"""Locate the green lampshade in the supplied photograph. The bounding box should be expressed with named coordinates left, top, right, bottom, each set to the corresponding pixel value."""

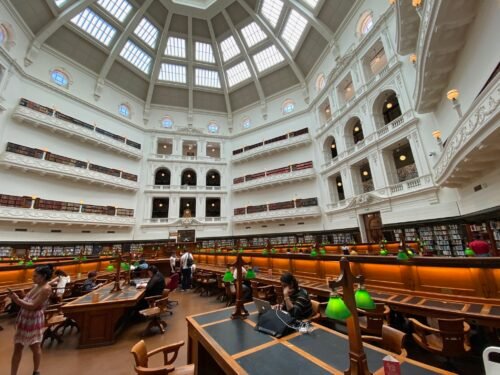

left=319, top=248, right=326, bottom=255
left=270, top=248, right=276, bottom=254
left=310, top=249, right=318, bottom=257
left=380, top=249, right=388, bottom=256
left=82, top=256, right=87, bottom=261
left=26, top=260, right=34, bottom=267
left=262, top=249, right=268, bottom=255
left=133, top=261, right=139, bottom=267
left=397, top=250, right=409, bottom=261
left=222, top=269, right=235, bottom=283
left=325, top=295, right=352, bottom=320
left=406, top=248, right=414, bottom=257
left=18, top=260, right=24, bottom=265
left=106, top=265, right=115, bottom=271
left=246, top=268, right=256, bottom=279
left=465, top=247, right=476, bottom=257
left=355, top=288, right=376, bottom=310
left=121, top=262, right=130, bottom=271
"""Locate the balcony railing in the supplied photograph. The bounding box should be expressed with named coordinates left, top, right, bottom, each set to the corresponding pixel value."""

left=13, top=99, right=142, bottom=159
left=232, top=168, right=315, bottom=192
left=148, top=154, right=226, bottom=163
left=144, top=185, right=226, bottom=192
left=232, top=206, right=321, bottom=223
left=143, top=217, right=228, bottom=225
left=234, top=197, right=318, bottom=216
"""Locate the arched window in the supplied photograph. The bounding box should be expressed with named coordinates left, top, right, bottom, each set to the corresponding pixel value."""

left=206, top=170, right=221, bottom=187
left=161, top=116, right=173, bottom=128
left=181, top=169, right=197, bottom=186
left=50, top=69, right=70, bottom=88
left=316, top=73, right=326, bottom=92
left=119, top=103, right=130, bottom=118
left=357, top=11, right=374, bottom=37
left=155, top=168, right=171, bottom=185
left=0, top=23, right=14, bottom=50
left=282, top=99, right=295, bottom=114
left=242, top=117, right=251, bottom=129
left=207, top=121, right=219, bottom=133
left=0, top=25, right=5, bottom=46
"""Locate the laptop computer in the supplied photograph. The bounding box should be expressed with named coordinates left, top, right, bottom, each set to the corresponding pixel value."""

left=254, top=298, right=272, bottom=315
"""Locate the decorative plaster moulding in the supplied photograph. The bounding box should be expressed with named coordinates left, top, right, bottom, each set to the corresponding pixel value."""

left=144, top=185, right=227, bottom=194
left=0, top=206, right=135, bottom=227
left=12, top=105, right=143, bottom=159
left=0, top=152, right=139, bottom=191
left=233, top=206, right=321, bottom=224
left=141, top=216, right=228, bottom=228
left=232, top=168, right=316, bottom=192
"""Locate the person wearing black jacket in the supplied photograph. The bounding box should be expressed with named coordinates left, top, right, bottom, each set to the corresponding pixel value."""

left=136, top=265, right=166, bottom=311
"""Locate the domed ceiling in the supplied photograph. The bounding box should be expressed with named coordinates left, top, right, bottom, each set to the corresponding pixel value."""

left=12, top=0, right=354, bottom=115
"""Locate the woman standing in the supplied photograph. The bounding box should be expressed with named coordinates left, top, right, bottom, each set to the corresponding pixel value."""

left=8, top=264, right=53, bottom=375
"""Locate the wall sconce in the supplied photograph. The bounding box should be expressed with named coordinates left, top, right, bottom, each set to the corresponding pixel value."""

left=325, top=107, right=330, bottom=114
left=337, top=181, right=343, bottom=187
left=432, top=130, right=443, bottom=150
left=362, top=170, right=369, bottom=176
left=389, top=0, right=396, bottom=5
left=399, top=154, right=406, bottom=161
left=354, top=126, right=360, bottom=132
left=447, top=89, right=462, bottom=118
left=409, top=54, right=417, bottom=66
left=412, top=0, right=423, bottom=18
left=386, top=102, right=393, bottom=109
left=331, top=144, right=336, bottom=149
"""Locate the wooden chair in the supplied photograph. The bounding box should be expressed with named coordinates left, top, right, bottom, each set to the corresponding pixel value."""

left=250, top=281, right=276, bottom=304
left=131, top=339, right=194, bottom=375
left=42, top=304, right=66, bottom=346
left=139, top=294, right=172, bottom=335
left=357, top=303, right=390, bottom=336
left=362, top=325, right=407, bottom=356
left=199, top=273, right=217, bottom=297
left=274, top=285, right=284, bottom=305
left=223, top=282, right=236, bottom=307
left=409, top=317, right=471, bottom=360
left=165, top=273, right=180, bottom=308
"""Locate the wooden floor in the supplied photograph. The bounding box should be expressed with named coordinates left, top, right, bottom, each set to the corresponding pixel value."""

left=0, top=289, right=486, bottom=375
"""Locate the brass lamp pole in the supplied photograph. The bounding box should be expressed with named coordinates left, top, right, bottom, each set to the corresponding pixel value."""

left=231, top=252, right=250, bottom=319
left=329, top=257, right=371, bottom=375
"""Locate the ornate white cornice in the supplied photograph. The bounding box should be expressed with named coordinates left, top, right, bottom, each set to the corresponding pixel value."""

left=232, top=168, right=316, bottom=192
left=0, top=206, right=135, bottom=226
left=0, top=152, right=139, bottom=191
left=233, top=206, right=321, bottom=224
left=434, top=76, right=500, bottom=185
left=12, top=105, right=143, bottom=159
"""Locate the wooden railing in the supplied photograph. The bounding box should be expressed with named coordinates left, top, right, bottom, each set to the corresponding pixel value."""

left=232, top=128, right=309, bottom=156
left=233, top=161, right=313, bottom=184
left=234, top=197, right=318, bottom=215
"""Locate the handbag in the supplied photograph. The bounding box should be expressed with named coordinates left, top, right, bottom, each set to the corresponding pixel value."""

left=256, top=309, right=296, bottom=338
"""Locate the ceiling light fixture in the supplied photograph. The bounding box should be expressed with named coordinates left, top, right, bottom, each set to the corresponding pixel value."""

left=399, top=155, right=406, bottom=161
left=186, top=203, right=190, bottom=207
left=354, top=126, right=360, bottom=132
left=331, top=144, right=336, bottom=149
left=337, top=181, right=342, bottom=187
left=386, top=102, right=393, bottom=109
left=362, top=170, right=369, bottom=176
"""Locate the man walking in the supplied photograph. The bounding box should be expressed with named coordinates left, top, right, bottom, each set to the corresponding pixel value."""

left=180, top=250, right=194, bottom=291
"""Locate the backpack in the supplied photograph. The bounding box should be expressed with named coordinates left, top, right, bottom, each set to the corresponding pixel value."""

left=186, top=254, right=194, bottom=267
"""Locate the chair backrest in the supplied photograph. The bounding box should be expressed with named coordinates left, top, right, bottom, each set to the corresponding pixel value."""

left=360, top=303, right=386, bottom=332
left=311, top=300, right=320, bottom=315
left=437, top=318, right=468, bottom=356
left=166, top=273, right=179, bottom=291
left=483, top=346, right=500, bottom=375
left=155, top=295, right=170, bottom=311
left=131, top=340, right=149, bottom=368
left=274, top=285, right=284, bottom=304
left=381, top=325, right=406, bottom=356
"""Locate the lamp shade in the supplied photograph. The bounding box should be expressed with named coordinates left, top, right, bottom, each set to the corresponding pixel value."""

left=106, top=265, right=115, bottom=272
left=355, top=288, right=376, bottom=310
left=325, top=295, right=352, bottom=320
left=222, top=269, right=235, bottom=283
left=447, top=89, right=459, bottom=101
left=397, top=250, right=409, bottom=261
left=26, top=260, right=34, bottom=267
left=465, top=247, right=476, bottom=257
left=380, top=249, right=388, bottom=256
left=245, top=268, right=256, bottom=279
left=310, top=249, right=318, bottom=257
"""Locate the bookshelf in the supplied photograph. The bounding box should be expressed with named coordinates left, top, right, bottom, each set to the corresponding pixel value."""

left=0, top=246, right=12, bottom=257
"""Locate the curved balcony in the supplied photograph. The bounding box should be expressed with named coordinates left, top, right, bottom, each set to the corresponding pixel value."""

left=1, top=150, right=139, bottom=192
left=395, top=1, right=420, bottom=55
left=13, top=101, right=142, bottom=159
left=232, top=129, right=311, bottom=164
left=414, top=0, right=479, bottom=113
left=147, top=154, right=226, bottom=164
left=144, top=185, right=227, bottom=193
left=232, top=168, right=315, bottom=193
left=434, top=76, right=500, bottom=187
left=233, top=206, right=321, bottom=224
left=141, top=217, right=228, bottom=227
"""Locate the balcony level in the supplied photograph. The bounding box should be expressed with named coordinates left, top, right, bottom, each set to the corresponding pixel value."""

left=233, top=198, right=320, bottom=224
left=141, top=216, right=228, bottom=227
left=144, top=185, right=227, bottom=194
left=147, top=154, right=226, bottom=165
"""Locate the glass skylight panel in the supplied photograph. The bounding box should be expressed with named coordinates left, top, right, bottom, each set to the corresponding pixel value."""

left=71, top=8, right=117, bottom=46
left=97, top=0, right=132, bottom=23
left=261, top=0, right=284, bottom=28
left=302, top=0, right=319, bottom=9
left=159, top=63, right=186, bottom=83
left=252, top=45, right=284, bottom=72
left=281, top=9, right=307, bottom=51
left=134, top=18, right=159, bottom=48
left=226, top=61, right=251, bottom=87
left=165, top=37, right=186, bottom=58
left=195, top=42, right=215, bottom=63
left=54, top=0, right=68, bottom=7
left=120, top=40, right=152, bottom=73
left=241, top=22, right=267, bottom=48
left=220, top=36, right=240, bottom=62
left=195, top=68, right=221, bottom=88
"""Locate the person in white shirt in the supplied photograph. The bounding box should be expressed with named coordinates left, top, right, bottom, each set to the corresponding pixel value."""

left=232, top=266, right=252, bottom=301
left=50, top=270, right=71, bottom=298
left=169, top=253, right=177, bottom=273
left=180, top=250, right=193, bottom=290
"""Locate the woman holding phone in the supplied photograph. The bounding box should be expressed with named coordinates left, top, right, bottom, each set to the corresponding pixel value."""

left=8, top=264, right=53, bottom=375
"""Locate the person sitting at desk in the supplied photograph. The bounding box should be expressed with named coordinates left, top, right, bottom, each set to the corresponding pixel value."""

left=232, top=266, right=252, bottom=301
left=82, top=271, right=98, bottom=292
left=136, top=265, right=166, bottom=311
left=279, top=272, right=312, bottom=320
left=50, top=269, right=71, bottom=299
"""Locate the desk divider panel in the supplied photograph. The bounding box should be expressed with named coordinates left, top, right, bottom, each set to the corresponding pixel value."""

left=271, top=258, right=291, bottom=275
left=414, top=266, right=479, bottom=297
left=292, top=259, right=320, bottom=278
left=250, top=256, right=270, bottom=272
left=322, top=260, right=341, bottom=279
left=356, top=263, right=407, bottom=291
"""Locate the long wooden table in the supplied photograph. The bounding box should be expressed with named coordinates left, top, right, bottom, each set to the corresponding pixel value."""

left=62, top=282, right=144, bottom=348
left=187, top=303, right=454, bottom=375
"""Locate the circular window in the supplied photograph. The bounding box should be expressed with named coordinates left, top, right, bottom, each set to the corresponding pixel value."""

left=359, top=13, right=373, bottom=35
left=316, top=73, right=326, bottom=92
left=162, top=116, right=173, bottom=128
left=118, top=104, right=130, bottom=118
left=207, top=121, right=219, bottom=133
left=242, top=117, right=251, bottom=129
left=282, top=99, right=295, bottom=115
left=50, top=70, right=69, bottom=88
left=0, top=27, right=5, bottom=46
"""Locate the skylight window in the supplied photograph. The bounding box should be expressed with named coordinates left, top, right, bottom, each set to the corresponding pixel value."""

left=159, top=63, right=186, bottom=83
left=302, top=0, right=319, bottom=9
left=195, top=42, right=215, bottom=63
left=165, top=37, right=186, bottom=58
left=261, top=0, right=284, bottom=28
left=281, top=10, right=307, bottom=51
left=252, top=45, right=284, bottom=72
left=134, top=18, right=158, bottom=48
left=97, top=0, right=132, bottom=23
left=241, top=22, right=267, bottom=48
left=220, top=36, right=240, bottom=62
left=226, top=61, right=251, bottom=87
left=54, top=0, right=68, bottom=7
left=120, top=40, right=152, bottom=73
left=195, top=68, right=221, bottom=88
left=71, top=8, right=117, bottom=46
